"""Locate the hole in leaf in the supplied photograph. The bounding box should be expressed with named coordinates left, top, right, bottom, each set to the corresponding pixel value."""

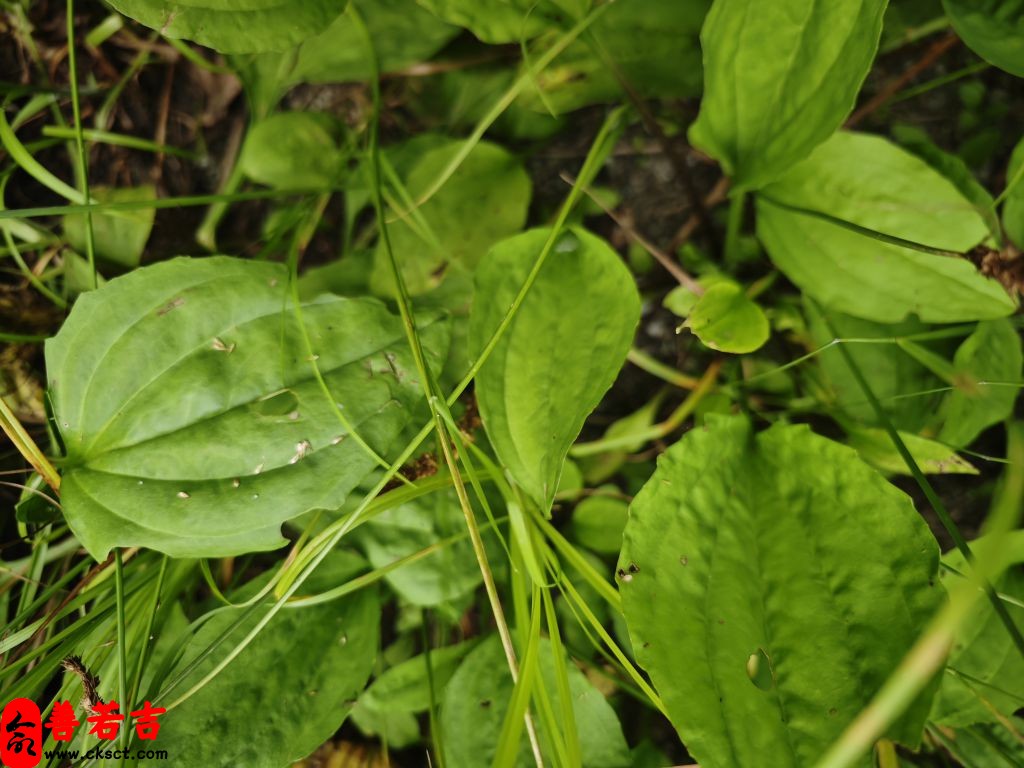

left=746, top=648, right=774, bottom=691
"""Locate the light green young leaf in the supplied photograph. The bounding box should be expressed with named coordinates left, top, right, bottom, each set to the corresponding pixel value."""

left=46, top=256, right=449, bottom=559
left=441, top=635, right=631, bottom=767
left=1002, top=136, right=1024, bottom=248
left=942, top=0, right=1024, bottom=77
left=938, top=318, right=1023, bottom=448
left=158, top=552, right=379, bottom=767
left=689, top=0, right=887, bottom=189
left=106, top=0, right=349, bottom=53
left=62, top=186, right=155, bottom=268
left=931, top=532, right=1024, bottom=728
left=758, top=131, right=1015, bottom=323
left=470, top=228, right=641, bottom=511
left=845, top=426, right=978, bottom=476
left=239, top=112, right=345, bottom=190
left=684, top=281, right=769, bottom=354
left=619, top=415, right=943, bottom=767
left=370, top=139, right=532, bottom=297
left=361, top=638, right=478, bottom=714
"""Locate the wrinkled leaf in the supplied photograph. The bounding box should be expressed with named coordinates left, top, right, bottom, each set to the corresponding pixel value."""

left=931, top=533, right=1024, bottom=727
left=942, top=0, right=1024, bottom=77
left=758, top=131, right=1015, bottom=322
left=619, top=415, right=943, bottom=766
left=158, top=551, right=378, bottom=767
left=684, top=281, right=769, bottom=354
left=690, top=0, right=887, bottom=189
left=63, top=186, right=155, bottom=268
left=938, top=318, right=1023, bottom=447
left=239, top=112, right=345, bottom=190
left=845, top=425, right=978, bottom=475
left=106, top=0, right=349, bottom=53
left=370, top=139, right=532, bottom=297
left=46, top=256, right=449, bottom=559
left=441, top=635, right=631, bottom=767
left=471, top=228, right=640, bottom=510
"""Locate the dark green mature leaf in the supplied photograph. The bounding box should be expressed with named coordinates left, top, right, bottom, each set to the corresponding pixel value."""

left=158, top=552, right=379, bottom=767
left=63, top=186, right=155, bottom=268
left=943, top=0, right=1024, bottom=77
left=441, top=636, right=631, bottom=767
left=689, top=0, right=887, bottom=189
left=356, top=489, right=483, bottom=611
left=619, top=415, right=943, bottom=767
left=520, top=0, right=708, bottom=113
left=1003, top=136, right=1024, bottom=248
left=931, top=533, right=1024, bottom=728
left=106, top=0, right=349, bottom=53
left=416, top=0, right=556, bottom=43
left=239, top=112, right=346, bottom=190
left=46, top=256, right=449, bottom=559
left=370, top=139, right=532, bottom=297
left=684, top=281, right=769, bottom=354
left=938, top=319, right=1022, bottom=448
left=470, top=228, right=640, bottom=510
left=758, top=131, right=1015, bottom=322
left=804, top=302, right=941, bottom=432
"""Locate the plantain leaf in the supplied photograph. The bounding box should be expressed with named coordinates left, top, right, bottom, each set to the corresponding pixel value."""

left=942, top=0, right=1024, bottom=77
left=758, top=131, right=1016, bottom=323
left=938, top=318, right=1023, bottom=448
left=416, top=0, right=557, bottom=43
left=1003, top=136, right=1024, bottom=248
left=931, top=532, right=1024, bottom=728
left=689, top=0, right=887, bottom=189
left=440, top=635, right=631, bottom=767
left=106, top=0, right=349, bottom=54
left=62, top=186, right=155, bottom=269
left=239, top=112, right=346, bottom=190
left=619, top=415, right=943, bottom=767
left=684, top=281, right=769, bottom=354
left=46, top=256, right=449, bottom=559
left=157, top=551, right=379, bottom=767
left=470, top=228, right=640, bottom=511
left=845, top=426, right=978, bottom=476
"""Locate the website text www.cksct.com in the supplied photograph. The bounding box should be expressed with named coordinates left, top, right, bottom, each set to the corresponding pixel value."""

left=43, top=746, right=169, bottom=761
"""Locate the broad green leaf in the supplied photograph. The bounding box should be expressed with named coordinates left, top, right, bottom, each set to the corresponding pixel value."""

left=158, top=551, right=379, bottom=767
left=569, top=494, right=628, bottom=556
left=63, top=186, right=155, bottom=268
left=415, top=0, right=555, bottom=43
left=938, top=318, right=1023, bottom=447
left=441, top=635, right=631, bottom=767
left=361, top=638, right=478, bottom=714
left=46, top=256, right=449, bottom=559
left=931, top=533, right=1024, bottom=727
left=520, top=0, right=708, bottom=113
left=943, top=0, right=1024, bottom=77
left=1003, top=136, right=1024, bottom=248
left=804, top=302, right=941, bottom=432
left=942, top=718, right=1024, bottom=764
left=470, top=228, right=641, bottom=510
left=689, top=0, right=887, bottom=189
left=684, top=281, right=769, bottom=354
left=106, top=0, right=349, bottom=53
left=239, top=112, right=345, bottom=190
left=758, top=131, right=1015, bottom=322
left=355, top=489, right=483, bottom=613
left=845, top=425, right=978, bottom=475
left=370, top=139, right=532, bottom=297
left=619, top=415, right=943, bottom=766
